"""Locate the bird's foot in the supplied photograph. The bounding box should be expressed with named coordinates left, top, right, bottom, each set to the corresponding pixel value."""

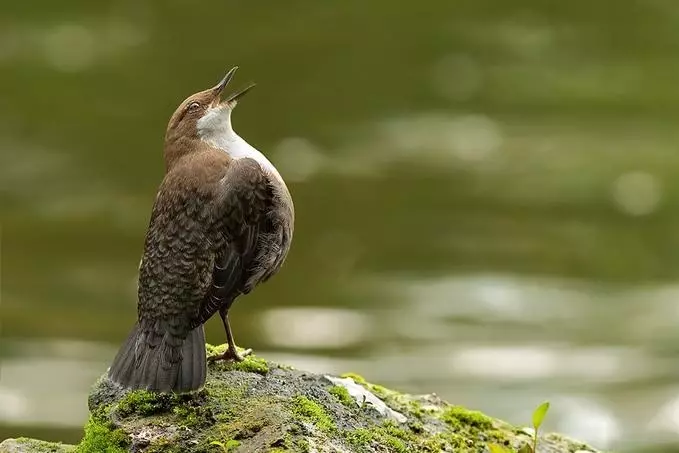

left=208, top=347, right=253, bottom=363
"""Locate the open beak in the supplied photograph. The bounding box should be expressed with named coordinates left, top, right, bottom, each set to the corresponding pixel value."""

left=213, top=66, right=256, bottom=106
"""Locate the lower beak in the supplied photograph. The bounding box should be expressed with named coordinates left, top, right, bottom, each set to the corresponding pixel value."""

left=224, top=82, right=256, bottom=103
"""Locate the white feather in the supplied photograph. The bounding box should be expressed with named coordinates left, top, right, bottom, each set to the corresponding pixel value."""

left=197, top=105, right=283, bottom=183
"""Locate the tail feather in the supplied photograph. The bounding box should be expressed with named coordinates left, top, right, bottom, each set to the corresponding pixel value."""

left=180, top=326, right=206, bottom=392
left=108, top=322, right=206, bottom=393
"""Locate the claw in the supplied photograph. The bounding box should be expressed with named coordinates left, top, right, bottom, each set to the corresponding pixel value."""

left=208, top=347, right=252, bottom=363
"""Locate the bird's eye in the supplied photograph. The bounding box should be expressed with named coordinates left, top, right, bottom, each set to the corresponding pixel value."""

left=188, top=102, right=201, bottom=111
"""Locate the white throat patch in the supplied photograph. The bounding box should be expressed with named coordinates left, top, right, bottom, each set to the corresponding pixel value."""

left=197, top=105, right=283, bottom=182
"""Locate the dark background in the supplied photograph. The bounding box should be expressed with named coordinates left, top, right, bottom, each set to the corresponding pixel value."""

left=3, top=1, right=679, bottom=450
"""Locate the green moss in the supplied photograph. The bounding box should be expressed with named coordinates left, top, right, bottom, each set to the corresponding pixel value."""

left=210, top=439, right=241, bottom=452
left=437, top=405, right=512, bottom=451
left=115, top=390, right=171, bottom=417
left=344, top=421, right=414, bottom=453
left=196, top=393, right=282, bottom=451
left=342, top=412, right=510, bottom=453
left=228, top=354, right=269, bottom=374
left=291, top=395, right=335, bottom=433
left=328, top=385, right=354, bottom=407
left=205, top=343, right=221, bottom=356
left=231, top=415, right=267, bottom=439
left=172, top=402, right=214, bottom=428
left=345, top=428, right=373, bottom=448
left=421, top=432, right=472, bottom=452
left=339, top=372, right=367, bottom=384
left=296, top=438, right=310, bottom=452
left=408, top=420, right=424, bottom=433
left=382, top=437, right=407, bottom=453
left=204, top=381, right=247, bottom=423
left=302, top=373, right=511, bottom=452
left=74, top=415, right=129, bottom=453
left=367, top=383, right=390, bottom=399
left=206, top=344, right=270, bottom=374
left=112, top=388, right=214, bottom=429
left=441, top=406, right=494, bottom=431
left=333, top=373, right=510, bottom=451
left=379, top=421, right=413, bottom=452
left=406, top=400, right=423, bottom=419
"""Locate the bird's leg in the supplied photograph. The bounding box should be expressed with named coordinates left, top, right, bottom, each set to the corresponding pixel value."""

left=208, top=306, right=252, bottom=362
left=223, top=309, right=252, bottom=361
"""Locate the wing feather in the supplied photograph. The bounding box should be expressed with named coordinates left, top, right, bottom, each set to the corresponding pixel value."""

left=193, top=158, right=274, bottom=327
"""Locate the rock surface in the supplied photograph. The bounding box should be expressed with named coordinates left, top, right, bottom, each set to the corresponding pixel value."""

left=1, top=344, right=600, bottom=453
left=0, top=438, right=74, bottom=453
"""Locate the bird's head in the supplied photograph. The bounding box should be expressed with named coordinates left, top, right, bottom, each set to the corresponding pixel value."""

left=164, top=66, right=255, bottom=161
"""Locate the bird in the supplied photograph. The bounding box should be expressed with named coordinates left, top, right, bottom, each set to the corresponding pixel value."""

left=107, top=66, right=294, bottom=393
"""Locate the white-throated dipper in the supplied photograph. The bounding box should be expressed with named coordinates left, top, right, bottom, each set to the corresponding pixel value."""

left=107, top=67, right=294, bottom=393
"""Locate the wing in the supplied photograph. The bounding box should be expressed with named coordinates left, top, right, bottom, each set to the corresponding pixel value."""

left=137, top=176, right=217, bottom=335
left=192, top=157, right=276, bottom=327
left=133, top=171, right=219, bottom=385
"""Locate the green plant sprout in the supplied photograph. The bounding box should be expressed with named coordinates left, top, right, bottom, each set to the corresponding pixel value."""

left=531, top=401, right=550, bottom=453
left=489, top=401, right=550, bottom=453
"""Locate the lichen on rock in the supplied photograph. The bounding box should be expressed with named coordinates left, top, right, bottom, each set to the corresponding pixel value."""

left=1, top=345, right=601, bottom=453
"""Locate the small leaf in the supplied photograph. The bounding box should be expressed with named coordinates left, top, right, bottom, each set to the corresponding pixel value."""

left=532, top=401, right=550, bottom=430
left=489, top=444, right=511, bottom=453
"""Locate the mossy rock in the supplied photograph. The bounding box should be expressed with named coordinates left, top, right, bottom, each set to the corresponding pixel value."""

left=2, top=345, right=601, bottom=453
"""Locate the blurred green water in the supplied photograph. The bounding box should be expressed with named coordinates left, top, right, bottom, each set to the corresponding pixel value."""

left=3, top=0, right=679, bottom=450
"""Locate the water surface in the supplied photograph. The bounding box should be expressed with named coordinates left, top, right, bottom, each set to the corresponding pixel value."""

left=3, top=1, right=679, bottom=450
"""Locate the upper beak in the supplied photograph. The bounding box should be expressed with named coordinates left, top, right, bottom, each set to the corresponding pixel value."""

left=213, top=66, right=256, bottom=104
